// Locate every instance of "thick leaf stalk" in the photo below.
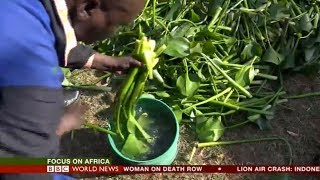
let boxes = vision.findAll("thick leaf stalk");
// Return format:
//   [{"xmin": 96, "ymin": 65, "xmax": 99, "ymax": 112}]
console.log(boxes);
[{"xmin": 112, "ymin": 32, "xmax": 166, "ymax": 158}]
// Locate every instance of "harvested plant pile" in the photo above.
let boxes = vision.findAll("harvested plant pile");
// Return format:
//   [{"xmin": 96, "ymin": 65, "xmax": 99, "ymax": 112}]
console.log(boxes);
[{"xmin": 94, "ymin": 0, "xmax": 320, "ymax": 152}]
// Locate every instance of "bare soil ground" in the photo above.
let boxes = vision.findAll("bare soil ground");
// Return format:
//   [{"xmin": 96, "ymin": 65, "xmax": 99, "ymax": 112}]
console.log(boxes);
[{"xmin": 60, "ymin": 70, "xmax": 320, "ymax": 180}]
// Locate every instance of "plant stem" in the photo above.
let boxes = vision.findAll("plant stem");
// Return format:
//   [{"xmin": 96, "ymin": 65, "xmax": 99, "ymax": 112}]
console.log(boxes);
[
  {"xmin": 84, "ymin": 123, "xmax": 117, "ymax": 136},
  {"xmin": 114, "ymin": 68, "xmax": 139, "ymax": 140},
  {"xmin": 199, "ymin": 110, "xmax": 236, "ymax": 117},
  {"xmin": 197, "ymin": 137, "xmax": 292, "ymax": 165},
  {"xmin": 204, "ymin": 54, "xmax": 253, "ymax": 98},
  {"xmin": 286, "ymin": 92, "xmax": 320, "ymax": 99},
  {"xmin": 221, "ymin": 63, "xmax": 244, "ymax": 68},
  {"xmin": 152, "ymin": 0, "xmax": 156, "ymax": 28},
  {"xmin": 257, "ymin": 73, "xmax": 278, "ymax": 80},
  {"xmin": 213, "ymin": 0, "xmax": 230, "ymax": 33},
  {"xmin": 226, "ymin": 0, "xmax": 244, "ymax": 13},
  {"xmin": 194, "ymin": 96, "xmax": 273, "ymax": 115},
  {"xmin": 224, "ymin": 120, "xmax": 251, "ymax": 129},
  {"xmin": 276, "ymin": 99, "xmax": 288, "ymax": 104},
  {"xmin": 90, "ymin": 73, "xmax": 112, "ymax": 85},
  {"xmin": 243, "ymin": 0, "xmax": 249, "ymax": 8},
  {"xmin": 188, "ymin": 145, "xmax": 197, "ymax": 164},
  {"xmin": 289, "ymin": 0, "xmax": 302, "ymax": 15},
  {"xmin": 64, "ymin": 85, "xmax": 112, "ymax": 92},
  {"xmin": 208, "ymin": 7, "xmax": 222, "ymax": 29},
  {"xmin": 266, "ymin": 87, "xmax": 284, "ymax": 105},
  {"xmin": 129, "ymin": 115, "xmax": 153, "ymax": 141},
  {"xmin": 183, "ymin": 88, "xmax": 232, "ymax": 112},
  {"xmin": 238, "ymin": 106, "xmax": 272, "ymax": 115}
]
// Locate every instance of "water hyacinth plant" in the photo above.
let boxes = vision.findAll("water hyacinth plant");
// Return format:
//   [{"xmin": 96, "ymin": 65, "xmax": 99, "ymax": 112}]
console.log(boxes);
[{"xmin": 112, "ymin": 28, "xmax": 167, "ymax": 159}]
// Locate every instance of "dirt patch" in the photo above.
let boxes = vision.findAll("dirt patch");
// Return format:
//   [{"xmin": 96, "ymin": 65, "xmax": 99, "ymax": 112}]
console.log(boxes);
[{"xmin": 60, "ymin": 71, "xmax": 320, "ymax": 180}]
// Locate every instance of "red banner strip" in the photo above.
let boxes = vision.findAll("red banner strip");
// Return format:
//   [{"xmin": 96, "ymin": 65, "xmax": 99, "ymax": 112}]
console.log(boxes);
[
  {"xmin": 0, "ymin": 165, "xmax": 318, "ymax": 174},
  {"xmin": 117, "ymin": 165, "xmax": 319, "ymax": 174},
  {"xmin": 0, "ymin": 165, "xmax": 46, "ymax": 173}
]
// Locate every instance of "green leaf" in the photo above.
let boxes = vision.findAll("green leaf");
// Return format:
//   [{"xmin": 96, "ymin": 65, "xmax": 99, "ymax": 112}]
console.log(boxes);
[
  {"xmin": 202, "ymin": 30, "xmax": 237, "ymax": 46},
  {"xmin": 137, "ymin": 113, "xmax": 152, "ymax": 131},
  {"xmin": 208, "ymin": 0, "xmax": 224, "ymax": 15},
  {"xmin": 61, "ymin": 68, "xmax": 73, "ymax": 86},
  {"xmin": 248, "ymin": 114, "xmax": 261, "ymax": 122},
  {"xmin": 282, "ymin": 53, "xmax": 296, "ymax": 69},
  {"xmin": 164, "ymin": 1, "xmax": 181, "ymax": 21},
  {"xmin": 197, "ymin": 66, "xmax": 207, "ymax": 81},
  {"xmin": 61, "ymin": 68, "xmax": 72, "ymax": 78},
  {"xmin": 185, "ymin": 26, "xmax": 199, "ymax": 38},
  {"xmin": 155, "ymin": 91, "xmax": 170, "ymax": 98},
  {"xmin": 121, "ymin": 134, "xmax": 150, "ymax": 159},
  {"xmin": 182, "ymin": 102, "xmax": 194, "ymax": 115},
  {"xmin": 256, "ymin": 1, "xmax": 271, "ymax": 11},
  {"xmin": 127, "ymin": 115, "xmax": 136, "ymax": 134},
  {"xmin": 164, "ymin": 37, "xmax": 190, "ymax": 58},
  {"xmin": 315, "ymin": 32, "xmax": 320, "ymax": 42},
  {"xmin": 269, "ymin": 4, "xmax": 290, "ymax": 21},
  {"xmin": 280, "ymin": 38, "xmax": 296, "ymax": 69},
  {"xmin": 170, "ymin": 23, "xmax": 192, "ymax": 37},
  {"xmin": 304, "ymin": 47, "xmax": 318, "ymax": 62},
  {"xmin": 172, "ymin": 105, "xmax": 183, "ymax": 123},
  {"xmin": 235, "ymin": 66, "xmax": 256, "ymax": 87},
  {"xmin": 196, "ymin": 116, "xmax": 225, "ymax": 142},
  {"xmin": 249, "ymin": 115, "xmax": 272, "ymax": 130},
  {"xmin": 140, "ymin": 93, "xmax": 156, "ymax": 99},
  {"xmin": 265, "ymin": 106, "xmax": 275, "ymax": 121},
  {"xmin": 241, "ymin": 42, "xmax": 262, "ymax": 61},
  {"xmin": 190, "ymin": 9, "xmax": 200, "ymax": 22},
  {"xmin": 190, "ymin": 42, "xmax": 203, "ymax": 54},
  {"xmin": 262, "ymin": 47, "xmax": 285, "ymax": 65},
  {"xmin": 202, "ymin": 41, "xmax": 216, "ymax": 56},
  {"xmin": 62, "ymin": 78, "xmax": 73, "ymax": 86},
  {"xmin": 256, "ymin": 119, "xmax": 272, "ymax": 130},
  {"xmin": 194, "ymin": 108, "xmax": 203, "ymax": 116},
  {"xmin": 299, "ymin": 14, "xmax": 313, "ymax": 32},
  {"xmin": 176, "ymin": 73, "xmax": 201, "ymax": 97}
]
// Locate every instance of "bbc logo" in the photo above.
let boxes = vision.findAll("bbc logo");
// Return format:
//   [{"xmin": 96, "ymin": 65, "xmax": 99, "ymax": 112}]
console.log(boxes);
[{"xmin": 47, "ymin": 166, "xmax": 69, "ymax": 173}]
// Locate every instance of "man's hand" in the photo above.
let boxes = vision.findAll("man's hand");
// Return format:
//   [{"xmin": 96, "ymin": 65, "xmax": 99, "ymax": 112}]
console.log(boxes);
[
  {"xmin": 56, "ymin": 100, "xmax": 88, "ymax": 137},
  {"xmin": 91, "ymin": 53, "xmax": 142, "ymax": 74}
]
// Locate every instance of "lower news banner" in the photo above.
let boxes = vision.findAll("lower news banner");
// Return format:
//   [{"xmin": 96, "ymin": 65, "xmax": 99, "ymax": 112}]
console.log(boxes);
[
  {"xmin": 0, "ymin": 159, "xmax": 317, "ymax": 174},
  {"xmin": 1, "ymin": 158, "xmax": 317, "ymax": 174},
  {"xmin": 44, "ymin": 158, "xmax": 320, "ymax": 175}
]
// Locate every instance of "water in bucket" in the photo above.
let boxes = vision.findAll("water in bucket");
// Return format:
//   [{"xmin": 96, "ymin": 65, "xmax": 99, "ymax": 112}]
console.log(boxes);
[
  {"xmin": 114, "ymin": 99, "xmax": 177, "ymax": 161},
  {"xmin": 133, "ymin": 106, "xmax": 176, "ymax": 161}
]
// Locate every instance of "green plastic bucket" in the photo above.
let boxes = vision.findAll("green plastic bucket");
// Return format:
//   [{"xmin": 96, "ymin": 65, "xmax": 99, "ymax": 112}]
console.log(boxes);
[{"xmin": 107, "ymin": 97, "xmax": 179, "ymax": 165}]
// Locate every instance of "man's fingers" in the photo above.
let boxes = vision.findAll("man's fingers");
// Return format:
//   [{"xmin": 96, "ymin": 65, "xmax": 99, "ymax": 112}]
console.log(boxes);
[
  {"xmin": 99, "ymin": 56, "xmax": 143, "ymax": 74},
  {"xmin": 128, "ymin": 57, "xmax": 142, "ymax": 67},
  {"xmin": 115, "ymin": 71, "xmax": 123, "ymax": 75}
]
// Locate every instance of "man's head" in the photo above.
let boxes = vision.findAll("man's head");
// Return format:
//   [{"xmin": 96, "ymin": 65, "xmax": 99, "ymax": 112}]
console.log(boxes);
[{"xmin": 66, "ymin": 0, "xmax": 145, "ymax": 43}]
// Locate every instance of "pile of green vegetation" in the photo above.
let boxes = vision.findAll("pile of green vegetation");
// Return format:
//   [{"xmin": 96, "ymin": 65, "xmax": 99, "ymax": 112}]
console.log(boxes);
[{"xmin": 68, "ymin": 0, "xmax": 320, "ymax": 161}]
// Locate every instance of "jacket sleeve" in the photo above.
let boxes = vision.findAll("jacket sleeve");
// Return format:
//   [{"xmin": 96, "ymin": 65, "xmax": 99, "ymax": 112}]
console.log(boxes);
[
  {"xmin": 40, "ymin": 0, "xmax": 96, "ymax": 69},
  {"xmin": 0, "ymin": 0, "xmax": 64, "ymax": 158},
  {"xmin": 66, "ymin": 44, "xmax": 96, "ymax": 69}
]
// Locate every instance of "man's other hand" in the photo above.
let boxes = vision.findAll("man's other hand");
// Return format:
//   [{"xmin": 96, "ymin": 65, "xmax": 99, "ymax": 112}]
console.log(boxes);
[
  {"xmin": 92, "ymin": 53, "xmax": 142, "ymax": 74},
  {"xmin": 56, "ymin": 100, "xmax": 88, "ymax": 137}
]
